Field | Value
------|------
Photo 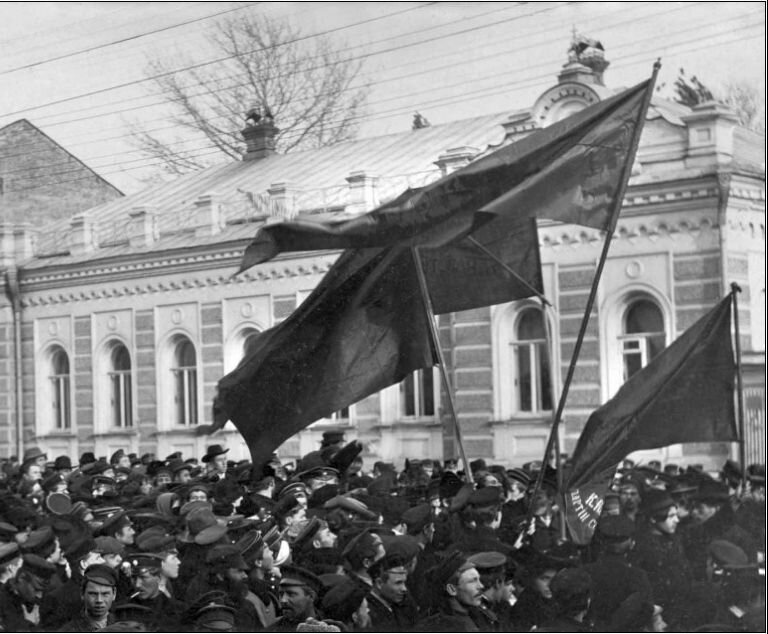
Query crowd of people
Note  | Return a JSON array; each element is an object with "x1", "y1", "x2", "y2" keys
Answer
[{"x1": 0, "y1": 430, "x2": 764, "y2": 632}]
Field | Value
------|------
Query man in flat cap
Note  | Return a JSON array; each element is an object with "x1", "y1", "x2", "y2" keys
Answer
[
  {"x1": 58, "y1": 563, "x2": 118, "y2": 631},
  {"x1": 417, "y1": 552, "x2": 486, "y2": 631},
  {"x1": 0, "y1": 553, "x2": 56, "y2": 630},
  {"x1": 267, "y1": 565, "x2": 322, "y2": 632},
  {"x1": 98, "y1": 510, "x2": 136, "y2": 550},
  {"x1": 686, "y1": 480, "x2": 756, "y2": 580},
  {"x1": 468, "y1": 551, "x2": 512, "y2": 631},
  {"x1": 341, "y1": 529, "x2": 386, "y2": 587},
  {"x1": 127, "y1": 553, "x2": 184, "y2": 630},
  {"x1": 187, "y1": 544, "x2": 259, "y2": 631},
  {"x1": 368, "y1": 554, "x2": 419, "y2": 631}
]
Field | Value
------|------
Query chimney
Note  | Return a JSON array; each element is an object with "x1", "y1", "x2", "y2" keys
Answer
[
  {"x1": 345, "y1": 171, "x2": 379, "y2": 214},
  {"x1": 267, "y1": 182, "x2": 298, "y2": 220},
  {"x1": 242, "y1": 117, "x2": 279, "y2": 161},
  {"x1": 0, "y1": 224, "x2": 36, "y2": 266},
  {"x1": 682, "y1": 101, "x2": 738, "y2": 167},
  {"x1": 69, "y1": 214, "x2": 96, "y2": 255},
  {"x1": 194, "y1": 192, "x2": 223, "y2": 237},
  {"x1": 127, "y1": 206, "x2": 158, "y2": 248},
  {"x1": 435, "y1": 147, "x2": 478, "y2": 176}
]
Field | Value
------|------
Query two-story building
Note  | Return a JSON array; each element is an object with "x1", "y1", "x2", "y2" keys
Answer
[{"x1": 1, "y1": 43, "x2": 764, "y2": 470}]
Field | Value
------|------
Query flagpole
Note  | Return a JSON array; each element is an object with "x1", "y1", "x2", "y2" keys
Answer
[
  {"x1": 524, "y1": 61, "x2": 662, "y2": 531},
  {"x1": 730, "y1": 282, "x2": 747, "y2": 485},
  {"x1": 410, "y1": 247, "x2": 472, "y2": 483},
  {"x1": 466, "y1": 236, "x2": 552, "y2": 307}
]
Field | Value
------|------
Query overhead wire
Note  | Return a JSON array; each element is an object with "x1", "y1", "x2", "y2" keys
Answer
[
  {"x1": 0, "y1": 0, "x2": 720, "y2": 164},
  {"x1": 0, "y1": 2, "x2": 261, "y2": 76},
  {"x1": 5, "y1": 23, "x2": 763, "y2": 196},
  {"x1": 0, "y1": 2, "x2": 440, "y2": 120},
  {"x1": 0, "y1": 6, "x2": 760, "y2": 176}
]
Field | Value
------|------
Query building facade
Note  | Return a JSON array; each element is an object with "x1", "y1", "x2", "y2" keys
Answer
[{"x1": 1, "y1": 47, "x2": 764, "y2": 470}]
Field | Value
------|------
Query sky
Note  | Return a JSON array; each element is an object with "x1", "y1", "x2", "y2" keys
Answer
[{"x1": 0, "y1": 1, "x2": 764, "y2": 194}]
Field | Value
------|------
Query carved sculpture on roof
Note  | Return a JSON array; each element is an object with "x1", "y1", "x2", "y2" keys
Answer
[{"x1": 567, "y1": 31, "x2": 609, "y2": 77}]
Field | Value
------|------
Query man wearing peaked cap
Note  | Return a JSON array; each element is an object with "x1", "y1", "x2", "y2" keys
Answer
[
  {"x1": 686, "y1": 479, "x2": 757, "y2": 582},
  {"x1": 56, "y1": 563, "x2": 118, "y2": 631},
  {"x1": 94, "y1": 536, "x2": 126, "y2": 567},
  {"x1": 368, "y1": 551, "x2": 419, "y2": 632},
  {"x1": 467, "y1": 551, "x2": 513, "y2": 630},
  {"x1": 192, "y1": 598, "x2": 237, "y2": 631},
  {"x1": 181, "y1": 545, "x2": 259, "y2": 631},
  {"x1": 416, "y1": 551, "x2": 486, "y2": 631},
  {"x1": 270, "y1": 565, "x2": 322, "y2": 631},
  {"x1": 320, "y1": 577, "x2": 371, "y2": 630},
  {"x1": 127, "y1": 553, "x2": 184, "y2": 630},
  {"x1": 99, "y1": 509, "x2": 136, "y2": 547}
]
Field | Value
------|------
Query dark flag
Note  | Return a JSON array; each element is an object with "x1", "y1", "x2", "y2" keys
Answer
[
  {"x1": 564, "y1": 294, "x2": 737, "y2": 541},
  {"x1": 215, "y1": 79, "x2": 655, "y2": 463},
  {"x1": 214, "y1": 247, "x2": 437, "y2": 469},
  {"x1": 238, "y1": 79, "x2": 652, "y2": 272}
]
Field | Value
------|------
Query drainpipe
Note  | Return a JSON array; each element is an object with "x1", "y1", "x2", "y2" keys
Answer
[{"x1": 3, "y1": 267, "x2": 23, "y2": 459}]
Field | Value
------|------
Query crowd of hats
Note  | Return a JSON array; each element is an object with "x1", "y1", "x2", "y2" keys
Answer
[{"x1": 0, "y1": 437, "x2": 765, "y2": 632}]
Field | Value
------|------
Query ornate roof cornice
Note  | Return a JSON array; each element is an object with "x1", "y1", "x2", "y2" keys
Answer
[{"x1": 20, "y1": 257, "x2": 334, "y2": 307}]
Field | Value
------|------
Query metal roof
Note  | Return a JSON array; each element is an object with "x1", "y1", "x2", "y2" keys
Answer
[{"x1": 27, "y1": 111, "x2": 509, "y2": 267}]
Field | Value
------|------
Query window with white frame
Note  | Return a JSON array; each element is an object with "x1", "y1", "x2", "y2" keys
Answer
[
  {"x1": 400, "y1": 368, "x2": 437, "y2": 418},
  {"x1": 171, "y1": 336, "x2": 198, "y2": 426},
  {"x1": 48, "y1": 346, "x2": 71, "y2": 430},
  {"x1": 619, "y1": 298, "x2": 665, "y2": 381},
  {"x1": 511, "y1": 307, "x2": 553, "y2": 413},
  {"x1": 107, "y1": 342, "x2": 133, "y2": 428}
]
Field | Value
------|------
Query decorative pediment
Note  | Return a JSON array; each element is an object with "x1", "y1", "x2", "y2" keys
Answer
[{"x1": 530, "y1": 82, "x2": 602, "y2": 128}]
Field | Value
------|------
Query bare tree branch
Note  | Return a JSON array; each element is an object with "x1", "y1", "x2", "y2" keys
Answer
[{"x1": 127, "y1": 11, "x2": 369, "y2": 174}]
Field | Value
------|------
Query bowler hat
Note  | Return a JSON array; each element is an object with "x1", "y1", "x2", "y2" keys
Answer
[
  {"x1": 54, "y1": 455, "x2": 72, "y2": 470},
  {"x1": 202, "y1": 445, "x2": 229, "y2": 463}
]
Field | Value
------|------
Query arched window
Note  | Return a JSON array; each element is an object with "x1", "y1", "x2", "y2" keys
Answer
[
  {"x1": 400, "y1": 368, "x2": 437, "y2": 418},
  {"x1": 619, "y1": 298, "x2": 665, "y2": 381},
  {"x1": 171, "y1": 337, "x2": 198, "y2": 426},
  {"x1": 512, "y1": 307, "x2": 552, "y2": 413},
  {"x1": 108, "y1": 343, "x2": 132, "y2": 428},
  {"x1": 48, "y1": 346, "x2": 71, "y2": 430},
  {"x1": 242, "y1": 328, "x2": 262, "y2": 359}
]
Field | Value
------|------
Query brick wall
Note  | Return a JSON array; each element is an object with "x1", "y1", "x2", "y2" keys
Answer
[{"x1": 0, "y1": 120, "x2": 122, "y2": 226}]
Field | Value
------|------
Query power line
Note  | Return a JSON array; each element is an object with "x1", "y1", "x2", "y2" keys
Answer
[
  {"x1": 0, "y1": 2, "x2": 439, "y2": 120},
  {"x1": 1, "y1": 0, "x2": 700, "y2": 163},
  {"x1": 25, "y1": 1, "x2": 526, "y2": 128},
  {"x1": 5, "y1": 26, "x2": 763, "y2": 196},
  {"x1": 0, "y1": 2, "x2": 261, "y2": 76},
  {"x1": 0, "y1": 5, "x2": 757, "y2": 172}
]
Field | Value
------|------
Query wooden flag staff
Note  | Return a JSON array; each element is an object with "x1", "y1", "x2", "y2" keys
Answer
[
  {"x1": 524, "y1": 60, "x2": 662, "y2": 535},
  {"x1": 730, "y1": 282, "x2": 747, "y2": 486},
  {"x1": 411, "y1": 247, "x2": 471, "y2": 482}
]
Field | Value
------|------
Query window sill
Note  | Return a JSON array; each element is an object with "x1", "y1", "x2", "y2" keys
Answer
[
  {"x1": 490, "y1": 415, "x2": 552, "y2": 426},
  {"x1": 373, "y1": 418, "x2": 442, "y2": 429},
  {"x1": 36, "y1": 431, "x2": 77, "y2": 439},
  {"x1": 154, "y1": 427, "x2": 202, "y2": 436},
  {"x1": 92, "y1": 429, "x2": 139, "y2": 437}
]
